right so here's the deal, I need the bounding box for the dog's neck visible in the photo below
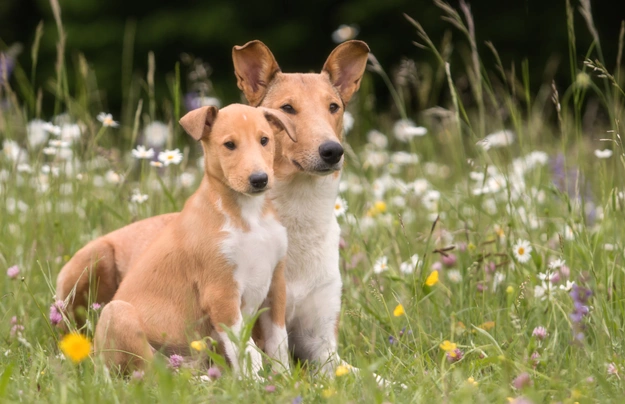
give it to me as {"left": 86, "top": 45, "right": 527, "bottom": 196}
{"left": 193, "top": 174, "right": 268, "bottom": 229}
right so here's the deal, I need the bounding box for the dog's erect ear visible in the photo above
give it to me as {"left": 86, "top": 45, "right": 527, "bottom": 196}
{"left": 322, "top": 40, "right": 370, "bottom": 104}
{"left": 261, "top": 108, "right": 297, "bottom": 143}
{"left": 233, "top": 41, "right": 281, "bottom": 107}
{"left": 179, "top": 106, "right": 219, "bottom": 141}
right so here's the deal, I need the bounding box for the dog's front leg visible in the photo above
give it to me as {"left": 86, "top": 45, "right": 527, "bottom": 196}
{"left": 259, "top": 261, "right": 290, "bottom": 372}
{"left": 203, "top": 291, "right": 263, "bottom": 379}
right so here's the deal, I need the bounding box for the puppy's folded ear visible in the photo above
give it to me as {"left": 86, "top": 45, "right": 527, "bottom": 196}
{"left": 322, "top": 40, "right": 370, "bottom": 105}
{"left": 233, "top": 40, "right": 281, "bottom": 107}
{"left": 261, "top": 108, "right": 297, "bottom": 143}
{"left": 179, "top": 106, "right": 219, "bottom": 141}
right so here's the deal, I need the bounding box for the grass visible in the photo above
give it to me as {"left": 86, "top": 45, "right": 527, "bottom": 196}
{"left": 2, "top": 0, "right": 625, "bottom": 402}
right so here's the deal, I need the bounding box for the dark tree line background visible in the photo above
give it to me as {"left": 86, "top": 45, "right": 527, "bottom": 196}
{"left": 1, "top": 0, "right": 624, "bottom": 116}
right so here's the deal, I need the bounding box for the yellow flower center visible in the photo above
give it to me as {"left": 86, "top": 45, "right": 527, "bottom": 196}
{"left": 518, "top": 247, "right": 525, "bottom": 255}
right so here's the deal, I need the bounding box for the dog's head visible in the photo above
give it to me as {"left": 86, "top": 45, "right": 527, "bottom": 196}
{"left": 233, "top": 40, "right": 369, "bottom": 178}
{"left": 180, "top": 104, "right": 295, "bottom": 196}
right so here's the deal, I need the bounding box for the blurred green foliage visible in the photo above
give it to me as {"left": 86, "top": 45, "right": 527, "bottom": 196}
{"left": 1, "top": 0, "right": 624, "bottom": 115}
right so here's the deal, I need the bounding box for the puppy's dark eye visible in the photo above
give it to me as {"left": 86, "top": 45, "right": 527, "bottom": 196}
{"left": 224, "top": 141, "right": 236, "bottom": 150}
{"left": 260, "top": 137, "right": 269, "bottom": 146}
{"left": 280, "top": 104, "right": 296, "bottom": 114}
{"left": 329, "top": 103, "right": 340, "bottom": 114}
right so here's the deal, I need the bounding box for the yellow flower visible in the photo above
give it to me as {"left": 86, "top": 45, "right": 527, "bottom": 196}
{"left": 425, "top": 270, "right": 439, "bottom": 286}
{"left": 335, "top": 365, "right": 350, "bottom": 377}
{"left": 479, "top": 321, "right": 495, "bottom": 331}
{"left": 190, "top": 340, "right": 207, "bottom": 351}
{"left": 322, "top": 388, "right": 336, "bottom": 398}
{"left": 506, "top": 285, "right": 514, "bottom": 294}
{"left": 439, "top": 340, "right": 457, "bottom": 352}
{"left": 467, "top": 376, "right": 478, "bottom": 386}
{"left": 393, "top": 304, "right": 405, "bottom": 317}
{"left": 59, "top": 333, "right": 91, "bottom": 363}
{"left": 366, "top": 201, "right": 387, "bottom": 217}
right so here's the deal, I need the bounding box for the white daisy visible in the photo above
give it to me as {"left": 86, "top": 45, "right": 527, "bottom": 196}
{"left": 513, "top": 239, "right": 532, "bottom": 263}
{"left": 373, "top": 256, "right": 389, "bottom": 274}
{"left": 447, "top": 269, "right": 462, "bottom": 283}
{"left": 548, "top": 259, "right": 565, "bottom": 269}
{"left": 331, "top": 24, "right": 359, "bottom": 43}
{"left": 366, "top": 130, "right": 388, "bottom": 149}
{"left": 559, "top": 280, "right": 575, "bottom": 291}
{"left": 476, "top": 130, "right": 515, "bottom": 150}
{"left": 343, "top": 111, "right": 354, "bottom": 135}
{"left": 334, "top": 196, "right": 348, "bottom": 217}
{"left": 27, "top": 120, "right": 50, "bottom": 147}
{"left": 391, "top": 151, "right": 419, "bottom": 165}
{"left": 42, "top": 147, "right": 57, "bottom": 155}
{"left": 130, "top": 189, "right": 149, "bottom": 204}
{"left": 158, "top": 149, "right": 183, "bottom": 166}
{"left": 399, "top": 254, "right": 420, "bottom": 274}
{"left": 150, "top": 161, "right": 164, "bottom": 168}
{"left": 48, "top": 139, "right": 70, "bottom": 148}
{"left": 594, "top": 149, "right": 613, "bottom": 159}
{"left": 179, "top": 172, "right": 196, "bottom": 188}
{"left": 105, "top": 170, "right": 123, "bottom": 184}
{"left": 143, "top": 121, "right": 170, "bottom": 148}
{"left": 393, "top": 119, "right": 427, "bottom": 142}
{"left": 97, "top": 112, "right": 119, "bottom": 128}
{"left": 132, "top": 145, "right": 155, "bottom": 160}
{"left": 42, "top": 122, "right": 62, "bottom": 136}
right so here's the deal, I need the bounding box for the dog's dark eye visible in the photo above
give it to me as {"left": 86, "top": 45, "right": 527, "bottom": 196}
{"left": 329, "top": 103, "right": 340, "bottom": 114}
{"left": 224, "top": 141, "right": 236, "bottom": 150}
{"left": 280, "top": 104, "right": 296, "bottom": 114}
{"left": 260, "top": 137, "right": 269, "bottom": 146}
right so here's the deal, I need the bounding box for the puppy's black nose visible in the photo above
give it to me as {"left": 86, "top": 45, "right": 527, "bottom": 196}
{"left": 249, "top": 172, "right": 269, "bottom": 190}
{"left": 318, "top": 141, "right": 344, "bottom": 165}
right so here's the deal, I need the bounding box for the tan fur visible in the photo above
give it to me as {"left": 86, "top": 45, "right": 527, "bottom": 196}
{"left": 57, "top": 40, "right": 369, "bottom": 366}
{"left": 93, "top": 104, "right": 290, "bottom": 372}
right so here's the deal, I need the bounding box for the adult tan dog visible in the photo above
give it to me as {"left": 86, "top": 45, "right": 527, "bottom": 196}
{"left": 58, "top": 40, "right": 369, "bottom": 376}
{"left": 95, "top": 104, "right": 296, "bottom": 375}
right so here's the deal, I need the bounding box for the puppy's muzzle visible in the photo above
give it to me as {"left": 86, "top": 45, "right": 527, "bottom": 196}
{"left": 249, "top": 171, "right": 269, "bottom": 191}
{"left": 318, "top": 141, "right": 344, "bottom": 165}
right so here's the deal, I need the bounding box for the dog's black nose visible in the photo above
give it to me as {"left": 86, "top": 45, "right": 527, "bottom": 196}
{"left": 249, "top": 172, "right": 269, "bottom": 190}
{"left": 318, "top": 141, "right": 344, "bottom": 165}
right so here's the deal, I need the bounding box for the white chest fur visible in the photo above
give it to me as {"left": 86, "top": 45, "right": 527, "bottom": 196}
{"left": 219, "top": 196, "right": 288, "bottom": 316}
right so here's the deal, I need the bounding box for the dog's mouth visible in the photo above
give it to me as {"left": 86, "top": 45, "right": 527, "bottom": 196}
{"left": 291, "top": 159, "right": 342, "bottom": 176}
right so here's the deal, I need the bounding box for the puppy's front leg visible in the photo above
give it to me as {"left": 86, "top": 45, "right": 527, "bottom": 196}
{"left": 204, "top": 290, "right": 263, "bottom": 379}
{"left": 259, "top": 261, "right": 290, "bottom": 372}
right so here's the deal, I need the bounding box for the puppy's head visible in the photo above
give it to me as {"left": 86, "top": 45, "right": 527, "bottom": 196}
{"left": 180, "top": 104, "right": 295, "bottom": 196}
{"left": 233, "top": 40, "right": 369, "bottom": 177}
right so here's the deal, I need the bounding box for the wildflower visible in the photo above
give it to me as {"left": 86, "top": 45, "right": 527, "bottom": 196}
{"left": 97, "top": 113, "right": 119, "bottom": 128}
{"left": 476, "top": 130, "right": 515, "bottom": 150}
{"left": 393, "top": 304, "right": 405, "bottom": 317}
{"left": 425, "top": 270, "right": 439, "bottom": 287}
{"left": 506, "top": 286, "right": 514, "bottom": 294}
{"left": 17, "top": 163, "right": 32, "bottom": 173}
{"left": 441, "top": 253, "right": 457, "bottom": 267}
{"left": 559, "top": 280, "right": 575, "bottom": 291}
{"left": 343, "top": 111, "right": 354, "bottom": 134}
{"left": 570, "top": 284, "right": 592, "bottom": 342}
{"left": 512, "top": 372, "right": 532, "bottom": 390}
{"left": 332, "top": 24, "right": 359, "bottom": 43}
{"left": 399, "top": 254, "right": 419, "bottom": 274}
{"left": 479, "top": 321, "right": 495, "bottom": 331}
{"left": 532, "top": 326, "right": 547, "bottom": 340}
{"left": 150, "top": 161, "right": 164, "bottom": 168}
{"left": 334, "top": 196, "right": 347, "bottom": 217}
{"left": 421, "top": 190, "right": 440, "bottom": 211}
{"left": 27, "top": 120, "right": 50, "bottom": 147}
{"left": 130, "top": 190, "right": 148, "bottom": 204}
{"left": 49, "top": 300, "right": 65, "bottom": 326}
{"left": 42, "top": 147, "right": 57, "bottom": 155}
{"left": 48, "top": 139, "right": 70, "bottom": 148}
{"left": 143, "top": 122, "right": 170, "bottom": 148}
{"left": 373, "top": 256, "right": 389, "bottom": 274}
{"left": 391, "top": 151, "right": 419, "bottom": 165}
{"left": 446, "top": 270, "right": 462, "bottom": 283}
{"left": 132, "top": 370, "right": 145, "bottom": 381}
{"left": 530, "top": 351, "right": 540, "bottom": 367}
{"left": 439, "top": 340, "right": 456, "bottom": 352}
{"left": 335, "top": 365, "right": 350, "bottom": 376}
{"left": 158, "top": 149, "right": 183, "bottom": 166}
{"left": 512, "top": 239, "right": 532, "bottom": 263}
{"left": 2, "top": 139, "right": 27, "bottom": 163}
{"left": 607, "top": 363, "right": 619, "bottom": 376}
{"left": 10, "top": 317, "right": 24, "bottom": 337}
{"left": 132, "top": 145, "right": 155, "bottom": 160}
{"left": 190, "top": 340, "right": 207, "bottom": 352}
{"left": 548, "top": 259, "right": 565, "bottom": 269}
{"left": 185, "top": 95, "right": 222, "bottom": 112}
{"left": 467, "top": 377, "right": 478, "bottom": 387}
{"left": 366, "top": 130, "right": 388, "bottom": 149}
{"left": 446, "top": 348, "right": 463, "bottom": 363}
{"left": 292, "top": 396, "right": 303, "bottom": 404}
{"left": 59, "top": 333, "right": 91, "bottom": 363}
{"left": 594, "top": 149, "right": 613, "bottom": 158}
{"left": 91, "top": 303, "right": 102, "bottom": 311}
{"left": 168, "top": 354, "right": 184, "bottom": 369}
{"left": 7, "top": 265, "right": 19, "bottom": 279}
{"left": 207, "top": 366, "right": 221, "bottom": 380}
{"left": 393, "top": 119, "right": 427, "bottom": 142}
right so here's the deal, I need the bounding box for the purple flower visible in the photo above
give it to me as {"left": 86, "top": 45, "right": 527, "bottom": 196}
{"left": 265, "top": 385, "right": 276, "bottom": 393}
{"left": 10, "top": 317, "right": 24, "bottom": 337}
{"left": 441, "top": 254, "right": 457, "bottom": 267}
{"left": 207, "top": 366, "right": 221, "bottom": 380}
{"left": 7, "top": 265, "right": 19, "bottom": 279}
{"left": 559, "top": 265, "right": 570, "bottom": 279}
{"left": 512, "top": 372, "right": 532, "bottom": 389}
{"left": 132, "top": 370, "right": 145, "bottom": 380}
{"left": 446, "top": 348, "right": 463, "bottom": 363}
{"left": 0, "top": 53, "right": 15, "bottom": 85}
{"left": 91, "top": 303, "right": 102, "bottom": 311}
{"left": 431, "top": 261, "right": 443, "bottom": 272}
{"left": 532, "top": 326, "right": 547, "bottom": 340}
{"left": 607, "top": 363, "right": 619, "bottom": 376}
{"left": 569, "top": 284, "right": 592, "bottom": 343}
{"left": 168, "top": 354, "right": 184, "bottom": 369}
{"left": 388, "top": 335, "right": 396, "bottom": 344}
{"left": 49, "top": 300, "right": 65, "bottom": 326}
{"left": 530, "top": 351, "right": 540, "bottom": 368}
{"left": 292, "top": 396, "right": 303, "bottom": 404}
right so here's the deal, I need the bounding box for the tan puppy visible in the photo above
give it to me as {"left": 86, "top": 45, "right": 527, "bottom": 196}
{"left": 94, "top": 104, "right": 295, "bottom": 376}
{"left": 59, "top": 40, "right": 369, "bottom": 376}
